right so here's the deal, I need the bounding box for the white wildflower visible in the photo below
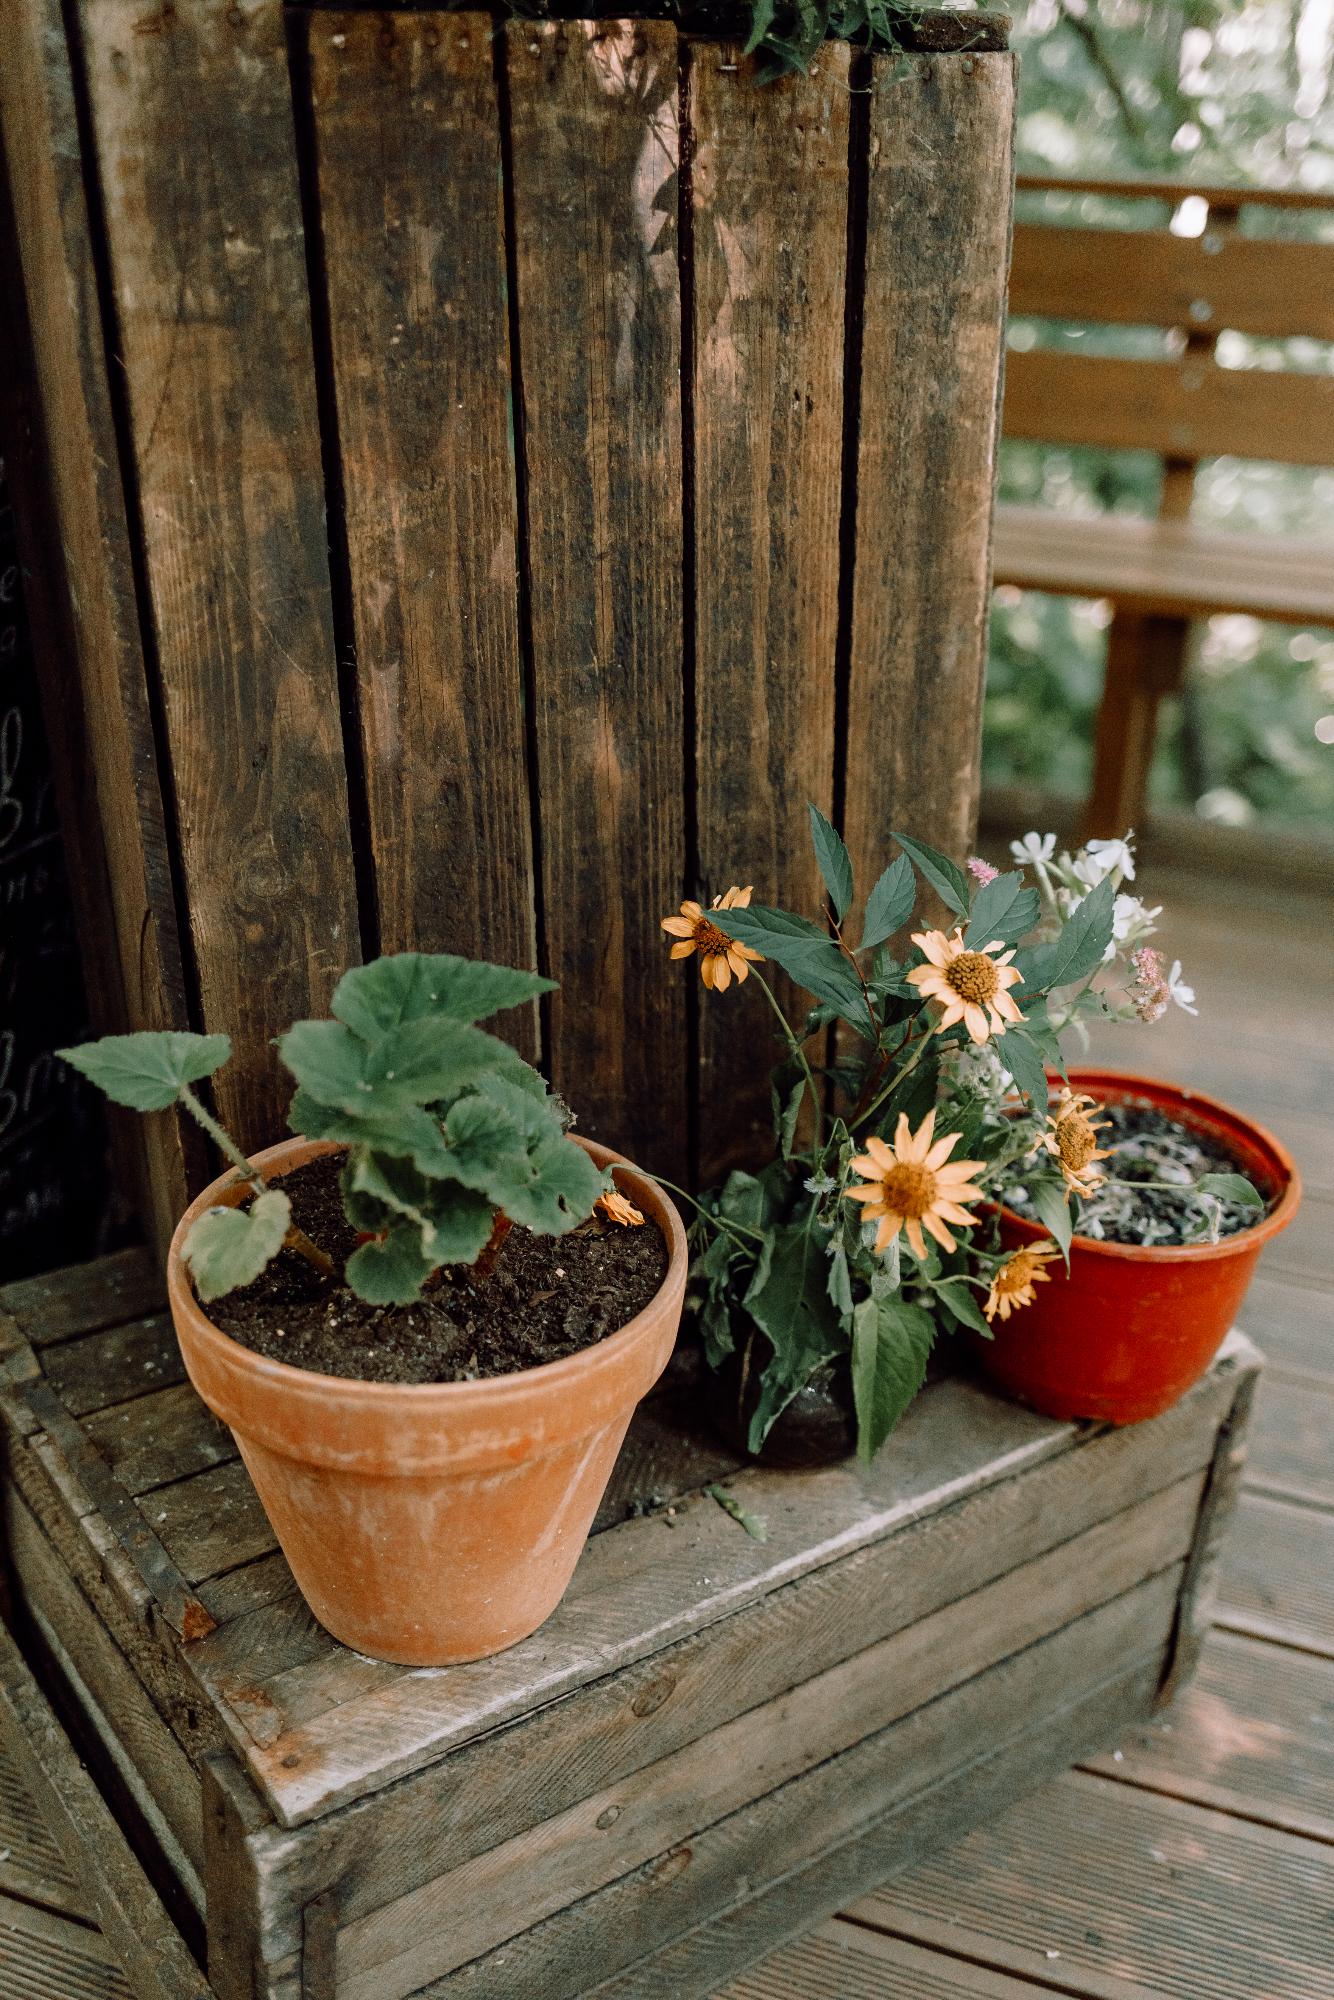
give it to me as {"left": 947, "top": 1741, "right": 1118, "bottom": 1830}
{"left": 1010, "top": 831, "right": 1056, "bottom": 868}
{"left": 1166, "top": 961, "right": 1198, "bottom": 1016}
{"left": 1074, "top": 832, "right": 1136, "bottom": 887}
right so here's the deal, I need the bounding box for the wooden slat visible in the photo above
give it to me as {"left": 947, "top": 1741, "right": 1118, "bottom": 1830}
{"left": 41, "top": 1313, "right": 182, "bottom": 1418}
{"left": 688, "top": 44, "right": 848, "bottom": 1180}
{"left": 843, "top": 50, "right": 1015, "bottom": 890}
{"left": 992, "top": 505, "right": 1334, "bottom": 626}
{"left": 1085, "top": 1627, "right": 1334, "bottom": 1843}
{"left": 506, "top": 19, "right": 686, "bottom": 1174}
{"left": 309, "top": 11, "right": 538, "bottom": 1048}
{"left": 1218, "top": 1490, "right": 1334, "bottom": 1656}
{"left": 0, "top": 1737, "right": 85, "bottom": 1915}
{"left": 1246, "top": 1370, "right": 1334, "bottom": 1510}
{"left": 80, "top": 0, "right": 362, "bottom": 1150}
{"left": 0, "top": 0, "right": 190, "bottom": 1247}
{"left": 0, "top": 1900, "right": 132, "bottom": 2000}
{"left": 334, "top": 1483, "right": 1200, "bottom": 1998}
{"left": 0, "top": 1249, "right": 162, "bottom": 1347}
{"left": 1009, "top": 223, "right": 1334, "bottom": 342}
{"left": 83, "top": 1382, "right": 235, "bottom": 1498}
{"left": 856, "top": 1767, "right": 1334, "bottom": 2000}
{"left": 1003, "top": 348, "right": 1334, "bottom": 468}
{"left": 719, "top": 1920, "right": 1080, "bottom": 2000}
{"left": 1016, "top": 170, "right": 1334, "bottom": 212}
{"left": 1240, "top": 1274, "right": 1334, "bottom": 1386}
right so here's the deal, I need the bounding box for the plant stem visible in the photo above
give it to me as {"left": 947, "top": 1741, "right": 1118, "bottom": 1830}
{"left": 849, "top": 1019, "right": 935, "bottom": 1135}
{"left": 648, "top": 1176, "right": 766, "bottom": 1248}
{"left": 177, "top": 1085, "right": 334, "bottom": 1280}
{"left": 750, "top": 969, "right": 824, "bottom": 1148}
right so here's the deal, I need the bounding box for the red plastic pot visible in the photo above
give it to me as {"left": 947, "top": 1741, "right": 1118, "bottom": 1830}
{"left": 973, "top": 1068, "right": 1300, "bottom": 1425}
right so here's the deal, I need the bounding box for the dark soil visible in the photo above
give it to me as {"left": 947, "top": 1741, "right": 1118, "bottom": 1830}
{"left": 210, "top": 1154, "right": 669, "bottom": 1384}
{"left": 1006, "top": 1100, "right": 1269, "bottom": 1248}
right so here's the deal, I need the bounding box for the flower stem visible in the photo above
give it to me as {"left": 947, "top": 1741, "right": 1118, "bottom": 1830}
{"left": 648, "top": 1176, "right": 765, "bottom": 1248}
{"left": 849, "top": 1020, "right": 935, "bottom": 1135}
{"left": 750, "top": 969, "right": 824, "bottom": 1149}
{"left": 177, "top": 1086, "right": 334, "bottom": 1280}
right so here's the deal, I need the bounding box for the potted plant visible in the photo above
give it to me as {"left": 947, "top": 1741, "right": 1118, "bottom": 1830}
{"left": 61, "top": 953, "right": 687, "bottom": 1665}
{"left": 663, "top": 816, "right": 1297, "bottom": 1461}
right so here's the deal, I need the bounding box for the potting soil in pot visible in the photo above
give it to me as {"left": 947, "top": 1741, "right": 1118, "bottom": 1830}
{"left": 1006, "top": 1100, "right": 1269, "bottom": 1248}
{"left": 210, "top": 1154, "right": 668, "bottom": 1383}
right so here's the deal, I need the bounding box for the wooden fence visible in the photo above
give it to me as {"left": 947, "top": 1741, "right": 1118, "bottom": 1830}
{"left": 3, "top": 3, "right": 1015, "bottom": 1247}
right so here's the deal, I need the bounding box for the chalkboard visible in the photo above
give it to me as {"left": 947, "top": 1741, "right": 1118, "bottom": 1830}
{"left": 0, "top": 448, "right": 113, "bottom": 1279}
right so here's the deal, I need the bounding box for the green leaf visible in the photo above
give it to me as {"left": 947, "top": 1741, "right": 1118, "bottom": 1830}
{"left": 808, "top": 803, "right": 854, "bottom": 921}
{"left": 742, "top": 0, "right": 776, "bottom": 55}
{"left": 1196, "top": 1173, "right": 1264, "bottom": 1207}
{"left": 891, "top": 833, "right": 968, "bottom": 918}
{"left": 998, "top": 1025, "right": 1050, "bottom": 1114}
{"left": 183, "top": 1189, "right": 290, "bottom": 1302}
{"left": 770, "top": 1060, "right": 807, "bottom": 1160}
{"left": 826, "top": 1242, "right": 853, "bottom": 1318}
{"left": 964, "top": 873, "right": 1040, "bottom": 951}
{"left": 712, "top": 905, "right": 872, "bottom": 1035}
{"left": 930, "top": 1275, "right": 991, "bottom": 1337}
{"left": 288, "top": 1089, "right": 454, "bottom": 1173}
{"left": 278, "top": 1021, "right": 369, "bottom": 1110}
{"left": 850, "top": 1294, "right": 934, "bottom": 1462}
{"left": 742, "top": 1220, "right": 843, "bottom": 1451}
{"left": 707, "top": 1484, "right": 768, "bottom": 1541}
{"left": 1016, "top": 876, "right": 1116, "bottom": 996}
{"left": 1029, "top": 1180, "right": 1073, "bottom": 1262}
{"left": 347, "top": 1153, "right": 496, "bottom": 1266}
{"left": 332, "top": 953, "right": 555, "bottom": 1041}
{"left": 858, "top": 854, "right": 916, "bottom": 951}
{"left": 360, "top": 1016, "right": 534, "bottom": 1111}
{"left": 345, "top": 1225, "right": 442, "bottom": 1306}
{"left": 501, "top": 1131, "right": 607, "bottom": 1235}
{"left": 58, "top": 1031, "right": 231, "bottom": 1113}
{"left": 438, "top": 1093, "right": 528, "bottom": 1195}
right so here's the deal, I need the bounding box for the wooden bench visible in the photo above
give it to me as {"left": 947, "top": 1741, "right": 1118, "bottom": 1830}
{"left": 995, "top": 173, "right": 1334, "bottom": 835}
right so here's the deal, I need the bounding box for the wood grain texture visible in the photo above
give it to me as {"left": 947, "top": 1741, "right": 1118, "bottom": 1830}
{"left": 0, "top": 1899, "right": 133, "bottom": 2000}
{"left": 79, "top": 0, "right": 361, "bottom": 1150}
{"left": 0, "top": 1248, "right": 162, "bottom": 1346}
{"left": 843, "top": 52, "right": 1016, "bottom": 889}
{"left": 0, "top": 0, "right": 190, "bottom": 1244}
{"left": 506, "top": 18, "right": 686, "bottom": 1172}
{"left": 718, "top": 1920, "right": 1073, "bottom": 2000}
{"left": 1009, "top": 222, "right": 1334, "bottom": 342}
{"left": 858, "top": 1767, "right": 1334, "bottom": 2000}
{"left": 309, "top": 11, "right": 537, "bottom": 1050}
{"left": 1004, "top": 346, "right": 1334, "bottom": 468}
{"left": 1218, "top": 1490, "right": 1334, "bottom": 1656}
{"left": 688, "top": 44, "right": 849, "bottom": 1180}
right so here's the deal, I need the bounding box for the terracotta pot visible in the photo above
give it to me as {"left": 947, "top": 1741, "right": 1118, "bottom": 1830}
{"left": 168, "top": 1136, "right": 686, "bottom": 1665}
{"left": 974, "top": 1068, "right": 1300, "bottom": 1425}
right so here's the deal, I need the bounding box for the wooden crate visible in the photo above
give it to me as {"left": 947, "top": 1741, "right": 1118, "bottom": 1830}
{"left": 0, "top": 1251, "right": 1260, "bottom": 2000}
{"left": 2, "top": 3, "right": 1015, "bottom": 1243}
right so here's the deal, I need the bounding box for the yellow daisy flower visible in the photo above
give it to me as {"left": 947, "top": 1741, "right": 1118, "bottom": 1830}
{"left": 660, "top": 885, "right": 765, "bottom": 991}
{"left": 985, "top": 1240, "right": 1060, "bottom": 1323}
{"left": 844, "top": 1109, "right": 986, "bottom": 1262}
{"left": 1041, "top": 1089, "right": 1115, "bottom": 1197}
{"left": 906, "top": 928, "right": 1024, "bottom": 1045}
{"left": 595, "top": 1188, "right": 645, "bottom": 1228}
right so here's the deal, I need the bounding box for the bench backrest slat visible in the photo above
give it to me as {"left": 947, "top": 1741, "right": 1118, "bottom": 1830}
{"left": 1003, "top": 348, "right": 1334, "bottom": 468}
{"left": 1010, "top": 224, "right": 1334, "bottom": 344}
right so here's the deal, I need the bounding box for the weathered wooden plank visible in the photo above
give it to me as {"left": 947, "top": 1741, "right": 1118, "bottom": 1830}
{"left": 1158, "top": 1361, "right": 1256, "bottom": 1704}
{"left": 41, "top": 1313, "right": 183, "bottom": 1418}
{"left": 0, "top": 0, "right": 190, "bottom": 1248}
{"left": 843, "top": 51, "right": 1015, "bottom": 889}
{"left": 1242, "top": 1274, "right": 1334, "bottom": 1387}
{"left": 151, "top": 1461, "right": 278, "bottom": 1588}
{"left": 83, "top": 1382, "right": 236, "bottom": 1497}
{"left": 1218, "top": 1490, "right": 1334, "bottom": 1657}
{"left": 0, "top": 1735, "right": 86, "bottom": 1915}
{"left": 1009, "top": 223, "right": 1334, "bottom": 342}
{"left": 79, "top": 0, "right": 362, "bottom": 1150}
{"left": 0, "top": 1249, "right": 163, "bottom": 1347}
{"left": 1246, "top": 1370, "right": 1334, "bottom": 1510}
{"left": 420, "top": 1586, "right": 1173, "bottom": 1999}
{"left": 0, "top": 1618, "right": 211, "bottom": 2000}
{"left": 229, "top": 1361, "right": 1237, "bottom": 1963}
{"left": 506, "top": 18, "right": 686, "bottom": 1173}
{"left": 857, "top": 1767, "right": 1334, "bottom": 2000}
{"left": 0, "top": 1897, "right": 133, "bottom": 2000}
{"left": 688, "top": 43, "right": 849, "bottom": 1180}
{"left": 309, "top": 11, "right": 537, "bottom": 1049}
{"left": 1004, "top": 346, "right": 1334, "bottom": 468}
{"left": 335, "top": 1481, "right": 1200, "bottom": 1998}
{"left": 1086, "top": 1628, "right": 1334, "bottom": 1844}
{"left": 228, "top": 1373, "right": 1078, "bottom": 1824}
{"left": 717, "top": 1920, "right": 1069, "bottom": 2000}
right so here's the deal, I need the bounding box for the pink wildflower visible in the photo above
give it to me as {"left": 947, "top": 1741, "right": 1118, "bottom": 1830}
{"left": 967, "top": 856, "right": 999, "bottom": 886}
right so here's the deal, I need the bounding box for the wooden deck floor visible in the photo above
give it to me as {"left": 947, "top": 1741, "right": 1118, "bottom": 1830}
{"left": 0, "top": 858, "right": 1328, "bottom": 1998}
{"left": 723, "top": 859, "right": 1334, "bottom": 2000}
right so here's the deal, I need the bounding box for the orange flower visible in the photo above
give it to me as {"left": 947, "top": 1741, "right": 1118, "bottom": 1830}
{"left": 985, "top": 1240, "right": 1060, "bottom": 1322}
{"left": 844, "top": 1109, "right": 986, "bottom": 1262}
{"left": 906, "top": 928, "right": 1024, "bottom": 1045}
{"left": 1041, "top": 1089, "right": 1115, "bottom": 1197}
{"left": 596, "top": 1188, "right": 645, "bottom": 1228}
{"left": 661, "top": 885, "right": 764, "bottom": 991}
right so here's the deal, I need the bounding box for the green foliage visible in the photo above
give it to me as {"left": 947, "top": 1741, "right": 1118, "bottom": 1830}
{"left": 57, "top": 1032, "right": 230, "bottom": 1112}
{"left": 851, "top": 1294, "right": 935, "bottom": 1463}
{"left": 60, "top": 953, "right": 603, "bottom": 1310}
{"left": 184, "top": 1190, "right": 292, "bottom": 1303}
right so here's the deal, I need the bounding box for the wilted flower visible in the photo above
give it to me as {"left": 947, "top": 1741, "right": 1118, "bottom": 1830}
{"left": 1041, "top": 1089, "right": 1115, "bottom": 1197}
{"left": 985, "top": 1240, "right": 1061, "bottom": 1322}
{"left": 907, "top": 929, "right": 1024, "bottom": 1045}
{"left": 661, "top": 886, "right": 764, "bottom": 991}
{"left": 595, "top": 1188, "right": 645, "bottom": 1227}
{"left": 844, "top": 1109, "right": 986, "bottom": 1261}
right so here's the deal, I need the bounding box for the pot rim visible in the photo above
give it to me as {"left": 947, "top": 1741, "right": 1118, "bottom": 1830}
{"left": 167, "top": 1132, "right": 688, "bottom": 1405}
{"left": 999, "top": 1065, "right": 1301, "bottom": 1264}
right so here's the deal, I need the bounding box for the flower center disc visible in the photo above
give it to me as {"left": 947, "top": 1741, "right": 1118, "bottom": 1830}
{"left": 883, "top": 1162, "right": 939, "bottom": 1220}
{"left": 946, "top": 951, "right": 1000, "bottom": 1005}
{"left": 1056, "top": 1112, "right": 1098, "bottom": 1169}
{"left": 695, "top": 920, "right": 732, "bottom": 957}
